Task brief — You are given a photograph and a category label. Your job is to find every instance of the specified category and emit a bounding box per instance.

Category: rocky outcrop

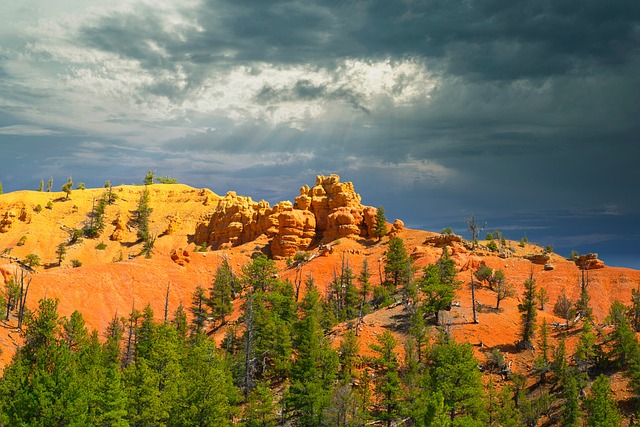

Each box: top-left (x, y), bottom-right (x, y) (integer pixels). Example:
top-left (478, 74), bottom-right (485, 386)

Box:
top-left (171, 250), bottom-right (190, 266)
top-left (526, 254), bottom-right (550, 265)
top-left (110, 214), bottom-right (128, 241)
top-left (423, 233), bottom-right (464, 247)
top-left (192, 175), bottom-right (380, 258)
top-left (271, 202), bottom-right (316, 259)
top-left (295, 174), bottom-right (371, 243)
top-left (0, 210), bottom-right (16, 233)
top-left (575, 253), bottom-right (605, 270)
top-left (163, 214), bottom-right (182, 236)
top-left (193, 191), bottom-right (281, 250)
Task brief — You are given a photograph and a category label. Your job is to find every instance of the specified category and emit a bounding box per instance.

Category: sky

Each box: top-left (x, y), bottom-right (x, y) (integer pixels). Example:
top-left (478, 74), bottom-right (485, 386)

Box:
top-left (1, 0), bottom-right (639, 268)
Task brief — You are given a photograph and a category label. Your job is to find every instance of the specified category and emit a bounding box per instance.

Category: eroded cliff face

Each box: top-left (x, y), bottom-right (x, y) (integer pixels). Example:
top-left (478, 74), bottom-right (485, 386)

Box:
top-left (193, 174), bottom-right (378, 258)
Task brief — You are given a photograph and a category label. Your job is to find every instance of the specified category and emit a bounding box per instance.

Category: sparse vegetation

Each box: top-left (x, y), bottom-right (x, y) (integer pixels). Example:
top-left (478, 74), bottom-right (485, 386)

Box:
top-left (95, 241), bottom-right (107, 250)
top-left (441, 227), bottom-right (453, 235)
top-left (56, 243), bottom-right (66, 265)
top-left (46, 200), bottom-right (53, 210)
top-left (143, 170), bottom-right (154, 185)
top-left (71, 259), bottom-right (82, 268)
top-left (23, 253), bottom-right (41, 268)
top-left (61, 177), bottom-right (73, 200)
top-left (156, 175), bottom-right (178, 184)
top-left (16, 235), bottom-right (27, 246)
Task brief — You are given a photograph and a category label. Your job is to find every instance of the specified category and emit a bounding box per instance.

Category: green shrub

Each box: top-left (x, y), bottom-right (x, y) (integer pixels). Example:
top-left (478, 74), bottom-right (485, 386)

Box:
top-left (486, 233), bottom-right (493, 241)
top-left (441, 227), bottom-right (453, 235)
top-left (34, 204), bottom-right (42, 213)
top-left (71, 259), bottom-right (82, 268)
top-left (46, 201), bottom-right (53, 210)
top-left (95, 242), bottom-right (107, 250)
top-left (486, 241), bottom-right (498, 252)
top-left (16, 236), bottom-right (27, 246)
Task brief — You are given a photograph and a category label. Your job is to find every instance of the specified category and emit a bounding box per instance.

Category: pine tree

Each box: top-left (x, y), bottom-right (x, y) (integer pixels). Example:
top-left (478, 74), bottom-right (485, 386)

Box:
top-left (61, 176), bottom-right (73, 200)
top-left (244, 381), bottom-right (277, 427)
top-left (189, 286), bottom-right (208, 335)
top-left (143, 170), bottom-right (154, 185)
top-left (384, 236), bottom-right (412, 293)
top-left (537, 287), bottom-right (549, 310)
top-left (46, 176), bottom-right (53, 192)
top-left (357, 259), bottom-right (372, 319)
top-left (533, 318), bottom-right (551, 383)
top-left (136, 186), bottom-right (153, 242)
top-left (0, 181), bottom-right (3, 195)
top-left (209, 258), bottom-right (235, 327)
top-left (574, 320), bottom-right (596, 373)
top-left (37, 179), bottom-right (44, 192)
top-left (289, 285), bottom-right (339, 426)
top-left (56, 242), bottom-right (67, 265)
top-left (429, 337), bottom-right (486, 422)
top-left (584, 375), bottom-right (621, 427)
top-left (492, 269), bottom-right (515, 310)
top-left (370, 331), bottom-right (401, 427)
top-left (561, 373), bottom-right (581, 427)
top-left (373, 206), bottom-right (388, 241)
top-left (338, 329), bottom-right (359, 383)
top-left (517, 270), bottom-right (537, 350)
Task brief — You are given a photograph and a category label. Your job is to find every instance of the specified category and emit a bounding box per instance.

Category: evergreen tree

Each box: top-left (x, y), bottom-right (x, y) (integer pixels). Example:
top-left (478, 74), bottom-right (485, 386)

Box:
top-left (338, 329), bottom-right (359, 383)
top-left (61, 176), bottom-right (73, 200)
top-left (143, 170), bottom-right (154, 185)
top-left (429, 337), bottom-right (486, 422)
top-left (357, 259), bottom-right (372, 319)
top-left (492, 270), bottom-right (515, 310)
top-left (242, 254), bottom-right (279, 293)
top-left (584, 375), bottom-right (621, 427)
top-left (37, 179), bottom-right (44, 192)
top-left (533, 318), bottom-right (551, 383)
top-left (517, 270), bottom-right (537, 350)
top-left (209, 258), bottom-right (235, 327)
top-left (189, 286), bottom-right (208, 335)
top-left (384, 236), bottom-right (412, 293)
top-left (288, 286), bottom-right (339, 426)
top-left (537, 286), bottom-right (549, 311)
top-left (46, 176), bottom-right (53, 192)
top-left (369, 331), bottom-right (401, 427)
top-left (415, 250), bottom-right (460, 324)
top-left (574, 320), bottom-right (596, 373)
top-left (576, 268), bottom-right (593, 321)
top-left (175, 334), bottom-right (239, 426)
top-left (56, 242), bottom-right (67, 265)
top-left (373, 206), bottom-right (387, 241)
top-left (136, 186), bottom-right (152, 242)
top-left (0, 298), bottom-right (89, 425)
top-left (244, 381), bottom-right (277, 427)
top-left (0, 180), bottom-right (3, 195)
top-left (561, 372), bottom-right (581, 427)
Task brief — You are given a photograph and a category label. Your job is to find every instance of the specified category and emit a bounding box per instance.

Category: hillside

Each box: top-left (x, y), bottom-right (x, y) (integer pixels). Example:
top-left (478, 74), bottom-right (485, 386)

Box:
top-left (1, 176), bottom-right (639, 425)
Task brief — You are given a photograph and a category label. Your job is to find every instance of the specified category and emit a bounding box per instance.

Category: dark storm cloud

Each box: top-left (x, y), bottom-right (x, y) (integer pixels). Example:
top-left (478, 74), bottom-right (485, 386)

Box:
top-left (1, 0), bottom-right (639, 266)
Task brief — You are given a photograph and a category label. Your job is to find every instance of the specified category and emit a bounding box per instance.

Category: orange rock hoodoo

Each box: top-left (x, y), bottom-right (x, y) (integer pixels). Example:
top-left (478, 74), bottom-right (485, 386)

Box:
top-left (193, 174), bottom-right (377, 259)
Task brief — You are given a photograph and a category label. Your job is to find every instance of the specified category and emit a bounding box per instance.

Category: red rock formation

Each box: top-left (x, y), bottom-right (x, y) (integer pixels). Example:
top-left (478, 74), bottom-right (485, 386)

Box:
top-left (575, 253), bottom-right (605, 270)
top-left (271, 202), bottom-right (316, 259)
top-left (192, 174), bottom-right (377, 258)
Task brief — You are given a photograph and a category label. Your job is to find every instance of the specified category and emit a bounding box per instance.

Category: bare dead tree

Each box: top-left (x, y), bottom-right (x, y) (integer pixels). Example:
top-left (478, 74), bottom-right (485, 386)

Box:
top-left (466, 215), bottom-right (486, 252)
top-left (470, 270), bottom-right (479, 324)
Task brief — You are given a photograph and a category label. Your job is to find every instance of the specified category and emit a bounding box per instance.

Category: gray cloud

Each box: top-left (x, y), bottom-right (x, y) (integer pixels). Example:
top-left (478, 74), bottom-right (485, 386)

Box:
top-left (0, 0), bottom-right (638, 266)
